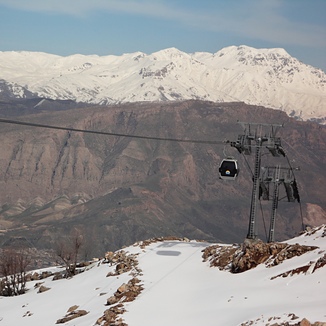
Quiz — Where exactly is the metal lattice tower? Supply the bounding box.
[231,122,284,240]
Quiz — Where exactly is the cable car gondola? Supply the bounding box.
[218,158,239,180]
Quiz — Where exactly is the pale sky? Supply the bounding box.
[0,0,325,70]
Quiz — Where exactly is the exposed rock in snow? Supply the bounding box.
[202,240,318,273]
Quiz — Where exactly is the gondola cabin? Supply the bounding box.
[219,158,239,180]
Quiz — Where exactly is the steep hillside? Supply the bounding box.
[0,45,325,122]
[0,101,325,256]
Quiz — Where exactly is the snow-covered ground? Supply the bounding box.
[0,226,325,326]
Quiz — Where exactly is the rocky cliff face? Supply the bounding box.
[0,100,325,256]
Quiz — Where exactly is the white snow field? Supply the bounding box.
[0,225,325,326]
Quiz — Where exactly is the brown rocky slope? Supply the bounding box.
[0,100,325,257]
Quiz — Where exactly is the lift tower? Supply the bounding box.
[259,166,300,242]
[231,122,284,240]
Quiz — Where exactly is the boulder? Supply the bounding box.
[38,285,50,293]
[106,295,118,306]
[56,310,88,324]
[67,305,79,313]
[117,283,128,294]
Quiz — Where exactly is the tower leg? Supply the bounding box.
[268,166,280,243]
[247,139,262,239]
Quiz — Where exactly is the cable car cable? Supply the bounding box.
[283,152,305,232]
[241,152,254,179]
[274,141,304,232]
[0,118,229,145]
[259,199,268,242]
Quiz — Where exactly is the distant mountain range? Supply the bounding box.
[0,45,325,123]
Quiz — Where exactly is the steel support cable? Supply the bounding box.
[281,144,305,232]
[0,118,228,145]
[259,199,268,242]
[241,152,254,179]
[286,157,305,232]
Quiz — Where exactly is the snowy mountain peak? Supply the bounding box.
[0,46,325,122]
[230,44,290,56]
[215,45,298,70]
[152,47,191,60]
[214,45,290,60]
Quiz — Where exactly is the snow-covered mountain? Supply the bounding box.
[0,45,325,122]
[1,226,325,325]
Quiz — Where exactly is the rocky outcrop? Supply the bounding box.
[106,277,143,306]
[97,250,144,326]
[134,236,191,249]
[241,316,326,326]
[105,250,141,277]
[96,304,127,326]
[202,240,318,273]
[56,306,88,324]
[271,252,326,280]
[37,285,51,293]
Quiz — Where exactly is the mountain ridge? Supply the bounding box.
[0,45,325,122]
